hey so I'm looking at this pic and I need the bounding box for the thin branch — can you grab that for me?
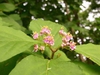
[49,46,59,59]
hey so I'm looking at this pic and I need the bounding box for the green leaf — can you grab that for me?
[49,60,84,75]
[43,46,52,58]
[0,54,20,75]
[9,55,84,75]
[75,44,100,66]
[30,10,38,17]
[54,50,70,61]
[0,3,16,12]
[9,14,23,26]
[0,26,37,62]
[74,61,100,75]
[29,19,67,48]
[0,11,6,16]
[0,16,26,31]
[0,17,3,25]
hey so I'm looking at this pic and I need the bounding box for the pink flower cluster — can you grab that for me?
[33,44,45,52]
[33,32,39,40]
[43,35,54,46]
[59,29,76,50]
[32,26,76,52]
[40,26,51,35]
[32,26,54,52]
[33,26,54,46]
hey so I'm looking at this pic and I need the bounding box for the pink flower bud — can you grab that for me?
[61,42,67,48]
[33,44,38,52]
[59,29,66,36]
[33,32,39,40]
[65,33,73,41]
[40,26,51,35]
[43,35,54,46]
[39,46,45,51]
[69,41,76,50]
[62,37,68,43]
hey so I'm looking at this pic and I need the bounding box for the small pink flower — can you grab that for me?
[69,41,76,50]
[65,33,73,41]
[61,42,67,48]
[61,39,70,47]
[43,35,54,46]
[40,26,51,35]
[33,32,39,40]
[62,37,68,43]
[33,44,38,52]
[39,46,45,51]
[59,29,66,36]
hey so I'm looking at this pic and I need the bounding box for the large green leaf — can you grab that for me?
[75,44,100,66]
[74,61,100,75]
[0,12,26,31]
[0,26,37,62]
[0,3,16,12]
[49,60,84,75]
[8,14,23,26]
[9,55,84,75]
[0,17,3,25]
[29,19,67,49]
[0,54,20,75]
[1,16,26,31]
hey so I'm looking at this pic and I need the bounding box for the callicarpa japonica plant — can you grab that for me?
[0,19,100,75]
[32,26,76,59]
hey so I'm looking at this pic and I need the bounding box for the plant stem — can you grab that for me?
[51,51,55,59]
[49,46,59,59]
